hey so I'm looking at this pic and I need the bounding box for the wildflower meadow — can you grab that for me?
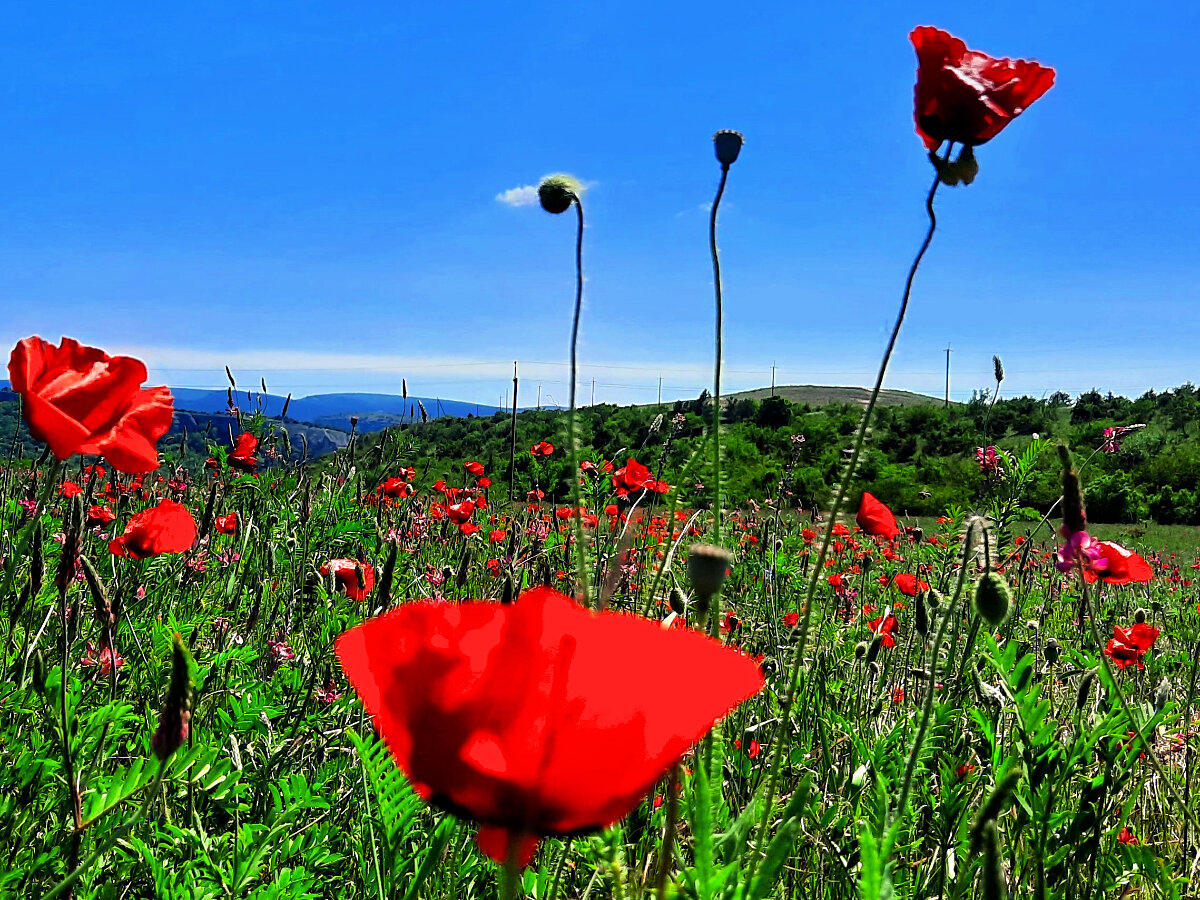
[5,23,1200,900]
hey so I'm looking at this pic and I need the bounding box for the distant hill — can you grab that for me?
[171,388,508,432]
[725,384,948,408]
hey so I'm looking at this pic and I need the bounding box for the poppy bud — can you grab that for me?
[1134,607,1147,625]
[927,590,942,611]
[865,635,883,665]
[500,575,515,605]
[537,174,582,214]
[970,765,1023,853]
[1058,445,1087,535]
[668,586,686,616]
[979,820,1006,900]
[31,650,46,696]
[152,633,197,762]
[854,641,869,659]
[687,544,732,597]
[454,554,470,588]
[1154,677,1171,714]
[713,129,744,167]
[914,595,929,636]
[760,658,778,678]
[1044,638,1061,665]
[973,572,1012,627]
[1076,669,1097,711]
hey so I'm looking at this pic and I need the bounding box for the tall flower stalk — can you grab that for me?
[538,174,593,606]
[708,131,743,547]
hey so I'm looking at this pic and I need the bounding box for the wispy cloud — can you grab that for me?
[495,185,538,207]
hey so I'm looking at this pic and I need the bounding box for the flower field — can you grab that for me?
[5,23,1200,900]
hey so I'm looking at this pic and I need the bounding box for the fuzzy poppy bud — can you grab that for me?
[713,129,744,167]
[1153,677,1171,714]
[979,820,1006,900]
[1134,607,1147,625]
[537,174,582,214]
[854,641,869,659]
[31,650,46,696]
[668,586,686,616]
[152,633,197,762]
[865,635,883,665]
[914,595,929,636]
[1076,669,1097,711]
[1044,638,1061,665]
[1058,445,1087,535]
[687,544,732,597]
[973,572,1012,627]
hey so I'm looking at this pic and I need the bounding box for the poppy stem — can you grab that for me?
[709,162,730,545]
[745,148,948,883]
[567,196,593,607]
[500,839,522,900]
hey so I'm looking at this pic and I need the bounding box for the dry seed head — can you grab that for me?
[1057,444,1088,535]
[993,355,1005,384]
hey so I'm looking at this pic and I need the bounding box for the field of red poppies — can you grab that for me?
[4,24,1200,900]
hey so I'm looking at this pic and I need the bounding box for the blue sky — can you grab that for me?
[1,2,1196,407]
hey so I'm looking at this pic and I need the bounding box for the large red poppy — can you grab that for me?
[8,335,174,473]
[335,587,763,866]
[890,573,929,597]
[1082,541,1154,585]
[229,432,258,472]
[856,493,899,541]
[108,499,197,559]
[910,26,1055,150]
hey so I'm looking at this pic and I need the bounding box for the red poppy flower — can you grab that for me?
[781,611,800,628]
[530,441,555,457]
[60,480,83,498]
[108,499,197,559]
[214,512,239,535]
[910,26,1055,150]
[229,433,258,472]
[447,499,475,525]
[335,587,763,866]
[1083,541,1154,585]
[890,573,929,597]
[321,558,376,602]
[86,504,116,527]
[8,335,174,473]
[1117,827,1138,846]
[867,614,898,649]
[378,477,413,499]
[1104,622,1160,670]
[465,461,485,476]
[856,493,899,541]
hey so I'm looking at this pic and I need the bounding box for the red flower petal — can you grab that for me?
[856,493,899,541]
[335,587,762,863]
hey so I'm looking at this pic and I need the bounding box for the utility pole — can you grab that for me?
[771,362,776,397]
[537,384,541,410]
[509,362,519,502]
[658,376,663,407]
[944,346,952,408]
[590,378,595,406]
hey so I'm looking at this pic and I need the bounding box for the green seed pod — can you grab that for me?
[973,572,1012,627]
[500,575,515,605]
[687,544,733,597]
[864,635,882,665]
[537,174,582,214]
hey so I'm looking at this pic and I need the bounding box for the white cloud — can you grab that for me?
[495,185,538,207]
